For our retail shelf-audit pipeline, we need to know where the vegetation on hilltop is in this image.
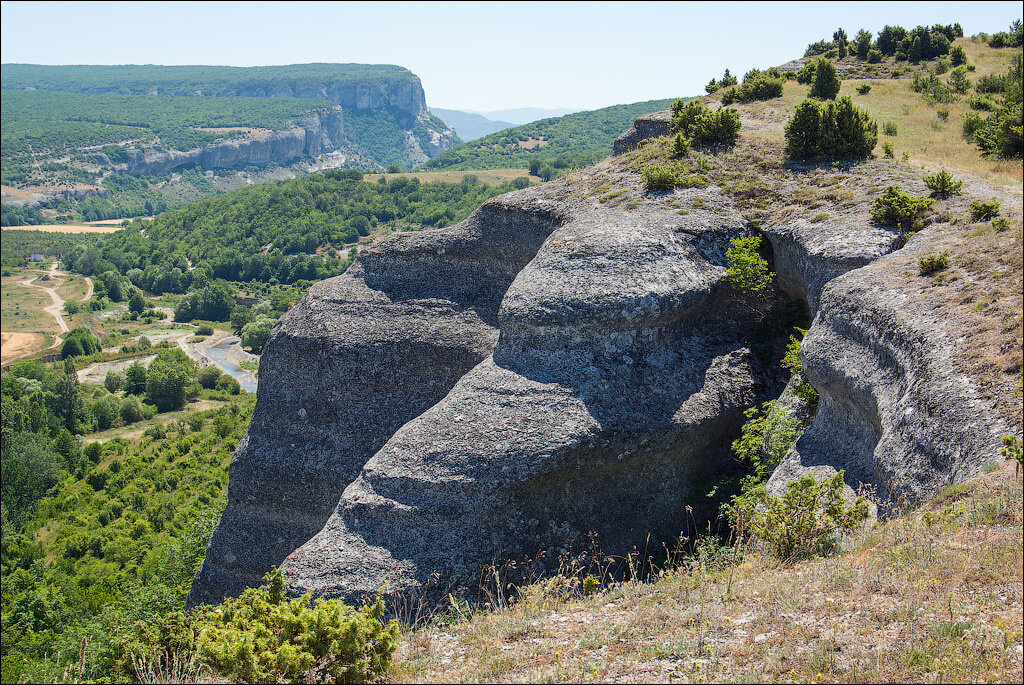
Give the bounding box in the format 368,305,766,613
421,98,676,173
1,62,418,95
1,89,338,191
2,89,337,157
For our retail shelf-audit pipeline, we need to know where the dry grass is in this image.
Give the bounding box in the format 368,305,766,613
392,464,1023,683
1,265,62,335
714,38,1022,188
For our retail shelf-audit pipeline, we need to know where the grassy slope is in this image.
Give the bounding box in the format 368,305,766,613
395,463,1022,683
390,37,1024,683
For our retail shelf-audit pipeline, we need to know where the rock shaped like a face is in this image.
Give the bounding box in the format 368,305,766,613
279,195,779,605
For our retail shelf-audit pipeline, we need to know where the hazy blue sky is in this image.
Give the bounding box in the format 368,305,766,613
2,1,1020,111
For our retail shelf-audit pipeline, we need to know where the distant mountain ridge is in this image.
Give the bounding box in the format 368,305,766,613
464,106,580,125
429,108,514,142
1,63,457,170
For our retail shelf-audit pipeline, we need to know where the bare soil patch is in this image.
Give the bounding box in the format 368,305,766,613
2,224,124,234
1,331,44,362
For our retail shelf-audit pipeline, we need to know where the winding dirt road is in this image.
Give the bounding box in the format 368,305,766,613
17,262,93,350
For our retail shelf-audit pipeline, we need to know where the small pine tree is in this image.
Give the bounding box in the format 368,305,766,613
809,58,841,99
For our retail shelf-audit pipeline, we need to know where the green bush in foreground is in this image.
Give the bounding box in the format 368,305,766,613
739,473,870,560
118,569,399,684
720,68,785,105
641,163,709,191
869,185,934,231
809,58,841,100
968,198,1001,220
922,169,962,197
919,251,950,275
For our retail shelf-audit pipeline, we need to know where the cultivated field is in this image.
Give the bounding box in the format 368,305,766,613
2,222,126,233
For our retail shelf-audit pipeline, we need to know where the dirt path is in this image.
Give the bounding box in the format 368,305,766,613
19,262,69,348
15,263,94,351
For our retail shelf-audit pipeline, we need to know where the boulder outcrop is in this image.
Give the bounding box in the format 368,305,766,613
766,227,1010,508
612,110,671,155
188,179,791,608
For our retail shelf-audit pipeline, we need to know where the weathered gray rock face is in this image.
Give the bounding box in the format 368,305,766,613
187,189,570,607
120,110,344,176
766,228,1009,507
189,179,790,608
612,110,671,155
188,172,796,608
762,217,902,315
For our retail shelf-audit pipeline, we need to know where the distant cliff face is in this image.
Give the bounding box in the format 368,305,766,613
2,63,458,169
102,110,346,176
236,80,428,119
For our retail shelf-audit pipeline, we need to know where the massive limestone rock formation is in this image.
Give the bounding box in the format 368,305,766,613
766,226,1010,508
187,191,570,606
189,178,790,608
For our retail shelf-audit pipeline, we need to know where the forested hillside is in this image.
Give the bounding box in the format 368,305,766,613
1,62,418,96
1,62,456,221
422,98,676,174
66,169,518,291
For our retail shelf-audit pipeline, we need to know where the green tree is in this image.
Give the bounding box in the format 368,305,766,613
870,185,934,231
197,366,222,389
61,327,99,358
809,58,841,99
854,29,873,60
145,348,198,411
104,370,125,393
785,100,822,158
128,291,146,314
50,359,84,432
240,317,275,353
124,361,147,395
229,305,254,336
725,235,773,298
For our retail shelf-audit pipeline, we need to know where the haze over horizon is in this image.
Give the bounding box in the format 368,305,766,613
1,1,1021,112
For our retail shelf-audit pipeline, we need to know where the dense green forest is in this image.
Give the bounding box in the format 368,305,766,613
343,108,452,169
1,62,417,95
62,169,515,293
421,98,676,172
1,352,253,682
